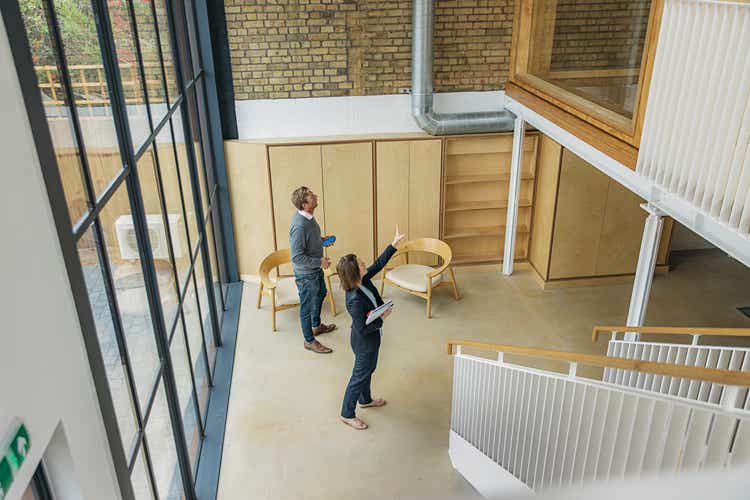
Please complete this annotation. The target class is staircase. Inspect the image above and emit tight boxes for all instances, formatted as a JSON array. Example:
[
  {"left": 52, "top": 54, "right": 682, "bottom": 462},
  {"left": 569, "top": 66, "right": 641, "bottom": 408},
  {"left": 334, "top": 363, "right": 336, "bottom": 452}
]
[{"left": 447, "top": 331, "right": 750, "bottom": 497}]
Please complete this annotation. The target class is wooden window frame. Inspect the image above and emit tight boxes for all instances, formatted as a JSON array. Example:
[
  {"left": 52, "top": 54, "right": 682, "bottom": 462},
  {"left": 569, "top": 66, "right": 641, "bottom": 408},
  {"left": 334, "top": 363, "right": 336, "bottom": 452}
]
[{"left": 508, "top": 0, "right": 665, "bottom": 149}]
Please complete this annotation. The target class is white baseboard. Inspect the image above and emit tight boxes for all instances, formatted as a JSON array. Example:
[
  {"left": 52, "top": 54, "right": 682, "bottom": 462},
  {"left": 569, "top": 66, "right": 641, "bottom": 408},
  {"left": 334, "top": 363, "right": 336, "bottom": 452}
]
[{"left": 449, "top": 430, "right": 533, "bottom": 499}]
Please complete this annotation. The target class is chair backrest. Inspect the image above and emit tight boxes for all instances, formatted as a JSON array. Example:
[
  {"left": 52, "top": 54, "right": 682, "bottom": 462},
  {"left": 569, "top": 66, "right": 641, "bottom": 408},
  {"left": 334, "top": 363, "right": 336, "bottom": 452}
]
[
  {"left": 395, "top": 238, "right": 452, "bottom": 264},
  {"left": 259, "top": 248, "right": 291, "bottom": 287}
]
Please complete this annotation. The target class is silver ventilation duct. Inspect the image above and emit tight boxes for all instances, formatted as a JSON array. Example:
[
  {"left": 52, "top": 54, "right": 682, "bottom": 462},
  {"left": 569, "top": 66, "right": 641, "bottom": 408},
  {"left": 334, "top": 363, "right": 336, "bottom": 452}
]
[{"left": 411, "top": 0, "right": 515, "bottom": 135}]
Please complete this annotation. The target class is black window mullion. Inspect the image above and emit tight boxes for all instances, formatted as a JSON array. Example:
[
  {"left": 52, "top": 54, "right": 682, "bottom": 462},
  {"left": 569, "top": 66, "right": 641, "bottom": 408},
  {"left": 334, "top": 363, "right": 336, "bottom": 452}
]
[
  {"left": 73, "top": 167, "right": 127, "bottom": 239},
  {"left": 147, "top": 0, "right": 175, "bottom": 109},
  {"left": 88, "top": 0, "right": 197, "bottom": 497},
  {"left": 140, "top": 433, "right": 161, "bottom": 500},
  {"left": 190, "top": 265, "right": 215, "bottom": 388},
  {"left": 163, "top": 0, "right": 222, "bottom": 348}
]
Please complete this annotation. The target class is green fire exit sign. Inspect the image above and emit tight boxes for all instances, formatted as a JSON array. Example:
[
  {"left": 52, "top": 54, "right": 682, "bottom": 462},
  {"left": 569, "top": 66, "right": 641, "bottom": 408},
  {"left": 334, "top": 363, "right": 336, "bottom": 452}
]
[{"left": 0, "top": 421, "right": 30, "bottom": 500}]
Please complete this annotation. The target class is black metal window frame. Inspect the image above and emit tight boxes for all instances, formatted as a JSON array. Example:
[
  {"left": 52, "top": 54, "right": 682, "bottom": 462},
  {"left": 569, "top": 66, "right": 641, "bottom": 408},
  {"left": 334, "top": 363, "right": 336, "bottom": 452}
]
[{"left": 1, "top": 0, "right": 241, "bottom": 499}]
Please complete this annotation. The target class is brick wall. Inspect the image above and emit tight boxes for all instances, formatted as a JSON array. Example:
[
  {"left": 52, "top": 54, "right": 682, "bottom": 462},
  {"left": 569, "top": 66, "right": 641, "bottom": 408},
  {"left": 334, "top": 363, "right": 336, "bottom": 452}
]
[
  {"left": 225, "top": 0, "right": 514, "bottom": 100},
  {"left": 550, "top": 0, "right": 652, "bottom": 71}
]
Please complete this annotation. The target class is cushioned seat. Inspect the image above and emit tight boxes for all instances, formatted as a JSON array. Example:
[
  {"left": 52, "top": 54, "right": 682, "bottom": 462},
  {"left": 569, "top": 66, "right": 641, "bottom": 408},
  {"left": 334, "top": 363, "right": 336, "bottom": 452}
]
[
  {"left": 257, "top": 248, "right": 337, "bottom": 331},
  {"left": 272, "top": 277, "right": 299, "bottom": 306},
  {"left": 385, "top": 264, "right": 443, "bottom": 292},
  {"left": 380, "top": 238, "right": 459, "bottom": 318}
]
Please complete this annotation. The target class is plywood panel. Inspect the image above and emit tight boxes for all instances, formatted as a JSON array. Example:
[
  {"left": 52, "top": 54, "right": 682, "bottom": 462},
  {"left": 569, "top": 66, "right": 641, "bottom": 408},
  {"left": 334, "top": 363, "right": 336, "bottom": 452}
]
[
  {"left": 529, "top": 134, "right": 563, "bottom": 280},
  {"left": 549, "top": 149, "right": 609, "bottom": 279},
  {"left": 269, "top": 145, "right": 323, "bottom": 275},
  {"left": 376, "top": 141, "right": 409, "bottom": 267},
  {"left": 225, "top": 141, "right": 275, "bottom": 280},
  {"left": 322, "top": 142, "right": 374, "bottom": 266},
  {"left": 595, "top": 180, "right": 648, "bottom": 276},
  {"left": 409, "top": 139, "right": 442, "bottom": 266}
]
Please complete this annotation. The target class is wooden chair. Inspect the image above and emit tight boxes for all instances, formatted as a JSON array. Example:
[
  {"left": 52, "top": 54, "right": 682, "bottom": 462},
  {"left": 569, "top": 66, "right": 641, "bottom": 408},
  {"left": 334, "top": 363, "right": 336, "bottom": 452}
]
[
  {"left": 379, "top": 238, "right": 459, "bottom": 318},
  {"left": 256, "top": 248, "right": 337, "bottom": 331}
]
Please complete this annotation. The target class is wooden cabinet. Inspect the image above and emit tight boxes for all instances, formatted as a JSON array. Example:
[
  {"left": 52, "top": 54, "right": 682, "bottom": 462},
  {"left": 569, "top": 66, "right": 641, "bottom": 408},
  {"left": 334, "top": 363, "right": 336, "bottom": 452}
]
[
  {"left": 269, "top": 145, "right": 325, "bottom": 275},
  {"left": 530, "top": 144, "right": 673, "bottom": 287},
  {"left": 376, "top": 139, "right": 442, "bottom": 268},
  {"left": 224, "top": 142, "right": 275, "bottom": 281},
  {"left": 322, "top": 143, "right": 374, "bottom": 264},
  {"left": 442, "top": 133, "right": 539, "bottom": 265}
]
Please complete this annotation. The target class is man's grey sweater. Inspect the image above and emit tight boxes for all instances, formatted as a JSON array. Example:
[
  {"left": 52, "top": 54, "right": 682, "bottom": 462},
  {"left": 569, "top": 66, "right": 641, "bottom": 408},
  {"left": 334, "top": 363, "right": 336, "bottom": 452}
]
[{"left": 289, "top": 212, "right": 323, "bottom": 275}]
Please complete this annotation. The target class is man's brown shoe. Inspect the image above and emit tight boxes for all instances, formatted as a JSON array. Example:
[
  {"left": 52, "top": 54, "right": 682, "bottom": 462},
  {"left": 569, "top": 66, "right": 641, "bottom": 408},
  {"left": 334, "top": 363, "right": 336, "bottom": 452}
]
[
  {"left": 313, "top": 323, "right": 337, "bottom": 336},
  {"left": 304, "top": 340, "right": 333, "bottom": 354}
]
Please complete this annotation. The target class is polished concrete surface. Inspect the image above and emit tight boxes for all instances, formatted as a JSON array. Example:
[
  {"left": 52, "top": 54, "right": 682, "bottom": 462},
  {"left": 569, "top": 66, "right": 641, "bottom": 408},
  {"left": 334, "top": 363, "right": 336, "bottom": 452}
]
[{"left": 218, "top": 250, "right": 750, "bottom": 500}]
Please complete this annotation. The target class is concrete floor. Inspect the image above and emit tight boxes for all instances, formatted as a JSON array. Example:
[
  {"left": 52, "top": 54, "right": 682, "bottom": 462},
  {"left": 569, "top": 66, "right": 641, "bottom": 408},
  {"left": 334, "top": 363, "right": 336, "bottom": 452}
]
[{"left": 218, "top": 250, "right": 750, "bottom": 500}]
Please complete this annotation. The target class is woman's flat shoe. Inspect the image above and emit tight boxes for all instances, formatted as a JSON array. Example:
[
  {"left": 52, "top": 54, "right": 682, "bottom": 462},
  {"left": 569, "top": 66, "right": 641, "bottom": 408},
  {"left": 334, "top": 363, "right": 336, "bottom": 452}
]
[
  {"left": 359, "top": 398, "right": 386, "bottom": 408},
  {"left": 341, "top": 416, "right": 368, "bottom": 430}
]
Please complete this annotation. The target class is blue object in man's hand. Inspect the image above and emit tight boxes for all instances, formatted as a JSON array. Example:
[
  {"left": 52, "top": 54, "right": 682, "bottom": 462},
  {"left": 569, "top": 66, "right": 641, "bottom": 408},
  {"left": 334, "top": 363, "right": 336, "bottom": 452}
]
[{"left": 322, "top": 235, "right": 336, "bottom": 247}]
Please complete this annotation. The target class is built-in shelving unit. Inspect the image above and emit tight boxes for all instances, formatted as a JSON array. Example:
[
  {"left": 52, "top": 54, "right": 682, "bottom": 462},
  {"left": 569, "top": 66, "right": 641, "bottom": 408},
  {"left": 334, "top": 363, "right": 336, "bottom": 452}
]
[{"left": 441, "top": 133, "right": 539, "bottom": 265}]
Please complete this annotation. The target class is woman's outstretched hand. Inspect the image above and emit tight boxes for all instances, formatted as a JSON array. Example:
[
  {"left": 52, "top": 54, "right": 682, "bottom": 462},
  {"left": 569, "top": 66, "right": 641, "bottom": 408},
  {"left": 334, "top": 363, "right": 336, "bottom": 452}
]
[{"left": 392, "top": 224, "right": 406, "bottom": 247}]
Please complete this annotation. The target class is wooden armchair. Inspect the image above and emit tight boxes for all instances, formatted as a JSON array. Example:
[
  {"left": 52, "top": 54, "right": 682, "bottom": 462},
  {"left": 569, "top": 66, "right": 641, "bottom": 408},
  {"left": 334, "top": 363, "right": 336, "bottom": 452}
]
[
  {"left": 379, "top": 238, "right": 459, "bottom": 318},
  {"left": 256, "top": 248, "right": 337, "bottom": 331}
]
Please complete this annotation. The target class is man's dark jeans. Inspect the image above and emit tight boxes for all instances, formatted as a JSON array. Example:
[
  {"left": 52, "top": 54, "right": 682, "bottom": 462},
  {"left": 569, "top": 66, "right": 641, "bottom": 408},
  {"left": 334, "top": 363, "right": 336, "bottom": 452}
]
[
  {"left": 294, "top": 269, "right": 327, "bottom": 343},
  {"left": 341, "top": 350, "right": 378, "bottom": 418}
]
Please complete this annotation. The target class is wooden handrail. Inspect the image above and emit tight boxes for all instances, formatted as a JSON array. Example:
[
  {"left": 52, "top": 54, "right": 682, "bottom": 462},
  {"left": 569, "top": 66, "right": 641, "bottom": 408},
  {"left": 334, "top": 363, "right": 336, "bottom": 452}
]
[
  {"left": 446, "top": 339, "right": 750, "bottom": 386},
  {"left": 592, "top": 325, "right": 750, "bottom": 342}
]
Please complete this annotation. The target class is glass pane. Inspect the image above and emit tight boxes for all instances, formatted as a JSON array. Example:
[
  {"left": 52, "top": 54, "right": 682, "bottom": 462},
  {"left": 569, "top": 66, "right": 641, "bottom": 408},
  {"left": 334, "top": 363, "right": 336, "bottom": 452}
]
[
  {"left": 186, "top": 88, "right": 208, "bottom": 216},
  {"left": 193, "top": 253, "right": 216, "bottom": 374},
  {"left": 19, "top": 0, "right": 89, "bottom": 226},
  {"left": 170, "top": 0, "right": 194, "bottom": 82},
  {"left": 78, "top": 227, "right": 139, "bottom": 455},
  {"left": 130, "top": 446, "right": 155, "bottom": 499},
  {"left": 136, "top": 147, "right": 179, "bottom": 328},
  {"left": 145, "top": 380, "right": 185, "bottom": 500},
  {"left": 131, "top": 0, "right": 169, "bottom": 125},
  {"left": 153, "top": 0, "right": 179, "bottom": 104},
  {"left": 171, "top": 110, "right": 199, "bottom": 249},
  {"left": 525, "top": 0, "right": 651, "bottom": 119},
  {"left": 100, "top": 184, "right": 160, "bottom": 410},
  {"left": 182, "top": 291, "right": 209, "bottom": 420},
  {"left": 25, "top": 0, "right": 124, "bottom": 203},
  {"left": 107, "top": 0, "right": 150, "bottom": 148},
  {"left": 182, "top": 0, "right": 201, "bottom": 75},
  {"left": 170, "top": 319, "right": 201, "bottom": 470},
  {"left": 154, "top": 125, "right": 192, "bottom": 288},
  {"left": 206, "top": 216, "right": 223, "bottom": 322}
]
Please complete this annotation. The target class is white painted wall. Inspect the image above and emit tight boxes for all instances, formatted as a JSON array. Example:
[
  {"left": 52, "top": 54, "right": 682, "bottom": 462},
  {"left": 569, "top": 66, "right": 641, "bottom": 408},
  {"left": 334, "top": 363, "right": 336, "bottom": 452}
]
[
  {"left": 235, "top": 90, "right": 507, "bottom": 139},
  {"left": 0, "top": 20, "right": 122, "bottom": 500}
]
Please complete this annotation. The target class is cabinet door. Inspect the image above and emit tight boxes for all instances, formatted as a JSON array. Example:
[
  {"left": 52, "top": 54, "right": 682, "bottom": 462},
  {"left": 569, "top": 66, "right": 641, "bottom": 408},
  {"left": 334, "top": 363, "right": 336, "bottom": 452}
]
[
  {"left": 225, "top": 142, "right": 275, "bottom": 279},
  {"left": 376, "top": 141, "right": 410, "bottom": 267},
  {"left": 595, "top": 180, "right": 647, "bottom": 275},
  {"left": 322, "top": 143, "right": 374, "bottom": 266},
  {"left": 549, "top": 149, "right": 609, "bottom": 279},
  {"left": 409, "top": 140, "right": 442, "bottom": 265},
  {"left": 269, "top": 145, "right": 323, "bottom": 275}
]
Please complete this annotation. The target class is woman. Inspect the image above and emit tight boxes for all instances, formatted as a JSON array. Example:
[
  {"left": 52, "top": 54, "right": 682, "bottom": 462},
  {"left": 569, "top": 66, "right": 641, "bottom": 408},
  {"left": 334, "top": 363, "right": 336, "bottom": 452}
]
[{"left": 337, "top": 225, "right": 406, "bottom": 430}]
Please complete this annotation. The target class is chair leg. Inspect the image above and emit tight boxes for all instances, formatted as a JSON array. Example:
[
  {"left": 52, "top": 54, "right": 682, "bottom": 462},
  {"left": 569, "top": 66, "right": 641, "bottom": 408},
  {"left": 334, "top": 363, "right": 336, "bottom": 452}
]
[
  {"left": 325, "top": 274, "right": 337, "bottom": 316},
  {"left": 271, "top": 290, "right": 277, "bottom": 332},
  {"left": 379, "top": 277, "right": 386, "bottom": 297},
  {"left": 256, "top": 282, "right": 264, "bottom": 309},
  {"left": 426, "top": 287, "right": 432, "bottom": 319},
  {"left": 449, "top": 267, "right": 460, "bottom": 300}
]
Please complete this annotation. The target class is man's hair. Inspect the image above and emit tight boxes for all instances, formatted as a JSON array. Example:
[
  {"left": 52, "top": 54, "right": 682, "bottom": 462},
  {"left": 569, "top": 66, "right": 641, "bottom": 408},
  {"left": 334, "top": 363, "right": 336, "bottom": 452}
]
[
  {"left": 291, "top": 186, "right": 313, "bottom": 210},
  {"left": 337, "top": 254, "right": 361, "bottom": 292}
]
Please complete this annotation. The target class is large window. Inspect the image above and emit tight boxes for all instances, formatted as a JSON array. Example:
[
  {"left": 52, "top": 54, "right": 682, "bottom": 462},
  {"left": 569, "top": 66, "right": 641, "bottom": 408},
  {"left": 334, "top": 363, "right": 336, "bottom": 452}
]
[
  {"left": 510, "top": 0, "right": 657, "bottom": 144},
  {"left": 13, "top": 0, "right": 229, "bottom": 497}
]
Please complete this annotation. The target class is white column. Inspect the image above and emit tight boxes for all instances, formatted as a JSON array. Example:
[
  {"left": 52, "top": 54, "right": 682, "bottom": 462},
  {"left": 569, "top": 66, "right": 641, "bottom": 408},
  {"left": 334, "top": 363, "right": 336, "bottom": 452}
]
[
  {"left": 502, "top": 115, "right": 525, "bottom": 275},
  {"left": 626, "top": 203, "right": 665, "bottom": 340}
]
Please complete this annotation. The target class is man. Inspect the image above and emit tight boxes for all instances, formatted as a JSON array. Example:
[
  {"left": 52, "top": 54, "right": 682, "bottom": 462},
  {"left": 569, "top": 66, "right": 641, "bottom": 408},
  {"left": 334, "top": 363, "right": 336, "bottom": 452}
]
[{"left": 289, "top": 186, "right": 337, "bottom": 353}]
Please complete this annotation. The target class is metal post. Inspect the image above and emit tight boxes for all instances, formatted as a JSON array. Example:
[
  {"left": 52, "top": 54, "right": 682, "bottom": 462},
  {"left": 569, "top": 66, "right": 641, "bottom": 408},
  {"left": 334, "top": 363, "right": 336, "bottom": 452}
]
[
  {"left": 503, "top": 114, "right": 525, "bottom": 275},
  {"left": 626, "top": 203, "right": 665, "bottom": 340}
]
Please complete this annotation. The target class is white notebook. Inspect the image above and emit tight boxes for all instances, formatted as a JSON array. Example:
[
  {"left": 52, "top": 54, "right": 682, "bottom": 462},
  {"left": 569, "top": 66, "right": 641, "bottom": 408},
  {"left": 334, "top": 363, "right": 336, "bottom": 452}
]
[{"left": 365, "top": 299, "right": 394, "bottom": 325}]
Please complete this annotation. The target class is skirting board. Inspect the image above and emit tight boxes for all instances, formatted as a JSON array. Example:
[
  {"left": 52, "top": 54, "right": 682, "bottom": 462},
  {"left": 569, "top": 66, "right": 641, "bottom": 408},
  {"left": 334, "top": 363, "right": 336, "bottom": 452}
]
[{"left": 449, "top": 430, "right": 533, "bottom": 499}]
